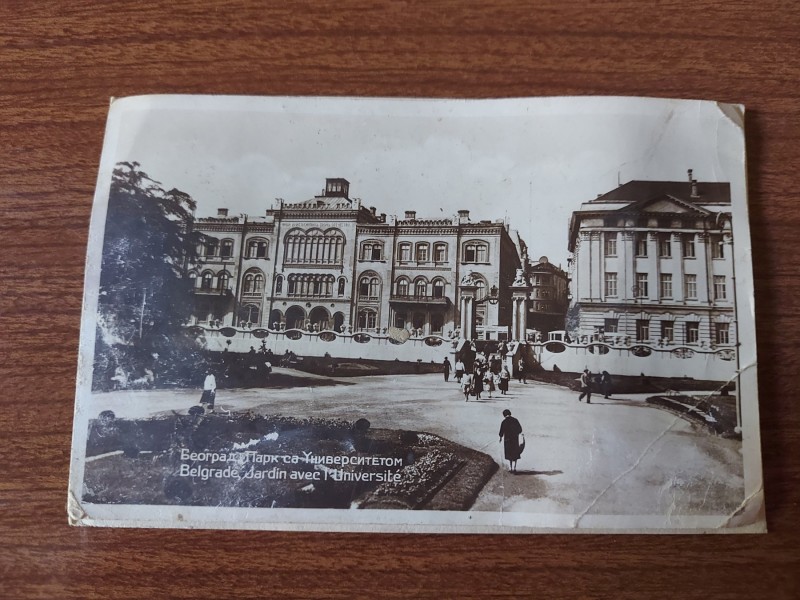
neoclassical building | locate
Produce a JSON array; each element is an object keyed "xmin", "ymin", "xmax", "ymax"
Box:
[
  {"xmin": 567, "ymin": 170, "xmax": 736, "ymax": 349},
  {"xmin": 188, "ymin": 178, "xmax": 527, "ymax": 342}
]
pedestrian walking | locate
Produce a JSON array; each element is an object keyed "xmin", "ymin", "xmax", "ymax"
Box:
[
  {"xmin": 578, "ymin": 368, "xmax": 592, "ymax": 404},
  {"xmin": 200, "ymin": 368, "xmax": 217, "ymax": 411},
  {"xmin": 499, "ymin": 409, "xmax": 524, "ymax": 473},
  {"xmin": 472, "ymin": 365, "xmax": 484, "ymax": 401},
  {"xmin": 499, "ymin": 366, "xmax": 510, "ymax": 395},
  {"xmin": 462, "ymin": 373, "xmax": 472, "ymax": 402},
  {"xmin": 455, "ymin": 358, "xmax": 465, "ymax": 383},
  {"xmin": 443, "ymin": 357, "xmax": 451, "ymax": 382},
  {"xmin": 517, "ymin": 357, "xmax": 527, "ymax": 384},
  {"xmin": 600, "ymin": 370, "xmax": 612, "ymax": 398},
  {"xmin": 484, "ymin": 369, "xmax": 495, "ymax": 398}
]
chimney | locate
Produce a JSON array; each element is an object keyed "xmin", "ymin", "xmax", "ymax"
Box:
[
  {"xmin": 404, "ymin": 210, "xmax": 416, "ymax": 220},
  {"xmin": 217, "ymin": 208, "xmax": 229, "ymax": 217},
  {"xmin": 687, "ymin": 168, "xmax": 693, "ymax": 182},
  {"xmin": 369, "ymin": 206, "xmax": 377, "ymax": 216},
  {"xmin": 691, "ymin": 179, "xmax": 699, "ymax": 198},
  {"xmin": 379, "ymin": 213, "xmax": 386, "ymax": 223},
  {"xmin": 457, "ymin": 209, "xmax": 470, "ymax": 220}
]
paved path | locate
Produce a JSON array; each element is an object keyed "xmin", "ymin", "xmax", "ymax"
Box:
[{"xmin": 84, "ymin": 370, "xmax": 744, "ymax": 521}]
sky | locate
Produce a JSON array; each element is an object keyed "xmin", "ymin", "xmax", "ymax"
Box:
[{"xmin": 106, "ymin": 95, "xmax": 745, "ymax": 270}]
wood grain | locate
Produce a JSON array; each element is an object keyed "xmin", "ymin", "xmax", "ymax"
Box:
[{"xmin": 1, "ymin": 1, "xmax": 799, "ymax": 598}]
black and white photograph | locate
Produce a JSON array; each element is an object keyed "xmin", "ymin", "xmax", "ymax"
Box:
[{"xmin": 69, "ymin": 95, "xmax": 764, "ymax": 532}]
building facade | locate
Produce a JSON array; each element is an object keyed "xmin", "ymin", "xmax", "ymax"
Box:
[
  {"xmin": 526, "ymin": 256, "xmax": 569, "ymax": 335},
  {"xmin": 188, "ymin": 178, "xmax": 526, "ymax": 342},
  {"xmin": 567, "ymin": 170, "xmax": 736, "ymax": 350}
]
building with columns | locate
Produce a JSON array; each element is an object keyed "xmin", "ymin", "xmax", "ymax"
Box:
[
  {"xmin": 188, "ymin": 178, "xmax": 528, "ymax": 343},
  {"xmin": 567, "ymin": 171, "xmax": 736, "ymax": 350}
]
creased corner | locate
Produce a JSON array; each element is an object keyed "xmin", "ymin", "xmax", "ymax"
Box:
[
  {"xmin": 719, "ymin": 483, "xmax": 766, "ymax": 531},
  {"xmin": 716, "ymin": 101, "xmax": 745, "ymax": 131},
  {"xmin": 68, "ymin": 490, "xmax": 88, "ymax": 526}
]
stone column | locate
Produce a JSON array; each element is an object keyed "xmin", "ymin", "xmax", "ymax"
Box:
[
  {"xmin": 459, "ymin": 284, "xmax": 477, "ymax": 340},
  {"xmin": 510, "ymin": 269, "xmax": 532, "ymax": 342}
]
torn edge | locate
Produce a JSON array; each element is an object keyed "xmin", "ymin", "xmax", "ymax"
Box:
[
  {"xmin": 720, "ymin": 483, "xmax": 765, "ymax": 530},
  {"xmin": 68, "ymin": 489, "xmax": 88, "ymax": 526},
  {"xmin": 716, "ymin": 101, "xmax": 745, "ymax": 131}
]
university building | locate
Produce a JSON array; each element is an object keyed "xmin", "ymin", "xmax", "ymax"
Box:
[
  {"xmin": 567, "ymin": 170, "xmax": 736, "ymax": 349},
  {"xmin": 188, "ymin": 178, "xmax": 528, "ymax": 342}
]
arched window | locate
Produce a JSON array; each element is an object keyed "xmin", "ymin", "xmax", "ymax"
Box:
[
  {"xmin": 287, "ymin": 274, "xmax": 335, "ymax": 297},
  {"xmin": 432, "ymin": 278, "xmax": 445, "ymax": 298},
  {"xmin": 463, "ymin": 241, "xmax": 488, "ymax": 263},
  {"xmin": 337, "ymin": 277, "xmax": 346, "ymax": 296},
  {"xmin": 284, "ymin": 228, "xmax": 345, "ymax": 265},
  {"xmin": 414, "ymin": 278, "xmax": 428, "ymax": 298},
  {"xmin": 433, "ymin": 242, "xmax": 447, "ymax": 263},
  {"xmin": 243, "ymin": 270, "xmax": 265, "ymax": 295},
  {"xmin": 361, "ymin": 240, "xmax": 384, "ymax": 261},
  {"xmin": 396, "ymin": 277, "xmax": 410, "ymax": 297},
  {"xmin": 217, "ymin": 271, "xmax": 230, "ymax": 291},
  {"xmin": 474, "ymin": 278, "xmax": 487, "ymax": 325},
  {"xmin": 247, "ymin": 238, "xmax": 269, "ymax": 259},
  {"xmin": 275, "ymin": 275, "xmax": 283, "ymax": 295},
  {"xmin": 357, "ymin": 308, "xmax": 377, "ymax": 330},
  {"xmin": 204, "ymin": 238, "xmax": 219, "ymax": 257},
  {"xmin": 220, "ymin": 239, "xmax": 234, "ymax": 258},
  {"xmin": 398, "ymin": 242, "xmax": 412, "ymax": 262},
  {"xmin": 201, "ymin": 271, "xmax": 214, "ymax": 290},
  {"xmin": 415, "ymin": 243, "xmax": 429, "ymax": 262},
  {"xmin": 359, "ymin": 273, "xmax": 380, "ymax": 299}
]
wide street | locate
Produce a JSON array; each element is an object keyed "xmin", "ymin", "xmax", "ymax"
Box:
[{"xmin": 84, "ymin": 368, "xmax": 744, "ymax": 523}]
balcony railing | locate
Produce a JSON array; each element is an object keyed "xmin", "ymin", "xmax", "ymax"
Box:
[
  {"xmin": 194, "ymin": 286, "xmax": 233, "ymax": 297},
  {"xmin": 389, "ymin": 294, "xmax": 449, "ymax": 305}
]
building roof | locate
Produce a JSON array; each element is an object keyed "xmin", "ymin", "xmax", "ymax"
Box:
[{"xmin": 589, "ymin": 180, "xmax": 730, "ymax": 205}]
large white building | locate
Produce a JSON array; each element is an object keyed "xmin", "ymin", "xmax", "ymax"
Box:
[
  {"xmin": 188, "ymin": 178, "xmax": 528, "ymax": 344},
  {"xmin": 567, "ymin": 170, "xmax": 736, "ymax": 351}
]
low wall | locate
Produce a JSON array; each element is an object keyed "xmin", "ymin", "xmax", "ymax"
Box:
[
  {"xmin": 529, "ymin": 340, "xmax": 736, "ymax": 381},
  {"xmin": 193, "ymin": 325, "xmax": 454, "ymax": 363}
]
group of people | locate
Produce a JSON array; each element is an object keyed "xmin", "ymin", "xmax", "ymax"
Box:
[
  {"xmin": 443, "ymin": 356, "xmax": 511, "ymax": 401},
  {"xmin": 578, "ymin": 368, "xmax": 613, "ymax": 404}
]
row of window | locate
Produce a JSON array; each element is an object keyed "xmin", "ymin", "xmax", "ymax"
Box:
[
  {"xmin": 203, "ymin": 238, "xmax": 270, "ymax": 259},
  {"xmin": 604, "ymin": 233, "xmax": 725, "ymax": 259},
  {"xmin": 602, "ymin": 318, "xmax": 731, "ymax": 345},
  {"xmin": 201, "ymin": 237, "xmax": 492, "ymax": 266},
  {"xmin": 354, "ymin": 308, "xmax": 447, "ymax": 334},
  {"xmin": 604, "ymin": 273, "xmax": 727, "ymax": 301}
]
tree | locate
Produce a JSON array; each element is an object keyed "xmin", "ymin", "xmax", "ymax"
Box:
[{"xmin": 93, "ymin": 162, "xmax": 206, "ymax": 390}]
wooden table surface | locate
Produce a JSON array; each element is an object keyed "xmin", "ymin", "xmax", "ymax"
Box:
[{"xmin": 2, "ymin": 2, "xmax": 799, "ymax": 598}]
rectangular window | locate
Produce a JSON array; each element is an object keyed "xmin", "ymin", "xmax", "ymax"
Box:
[
  {"xmin": 635, "ymin": 272, "xmax": 648, "ymax": 297},
  {"xmin": 399, "ymin": 244, "xmax": 411, "ymax": 262},
  {"xmin": 684, "ymin": 274, "xmax": 697, "ymax": 299},
  {"xmin": 604, "ymin": 272, "xmax": 618, "ymax": 297},
  {"xmin": 604, "ymin": 318, "xmax": 618, "ymax": 333},
  {"xmin": 686, "ymin": 321, "xmax": 700, "ymax": 344},
  {"xmin": 604, "ymin": 233, "xmax": 617, "ymax": 256},
  {"xmin": 659, "ymin": 273, "xmax": 673, "ymax": 298},
  {"xmin": 661, "ymin": 320, "xmax": 674, "ymax": 342},
  {"xmin": 659, "ymin": 234, "xmax": 672, "ymax": 257},
  {"xmin": 371, "ymin": 245, "xmax": 382, "ymax": 260},
  {"xmin": 711, "ymin": 235, "xmax": 725, "ymax": 259},
  {"xmin": 713, "ymin": 275, "xmax": 727, "ymax": 300},
  {"xmin": 635, "ymin": 233, "xmax": 648, "ymax": 257},
  {"xmin": 636, "ymin": 319, "xmax": 650, "ymax": 341},
  {"xmin": 416, "ymin": 245, "xmax": 428, "ymax": 262},
  {"xmin": 715, "ymin": 322, "xmax": 730, "ymax": 344},
  {"xmin": 682, "ymin": 235, "xmax": 696, "ymax": 258},
  {"xmin": 434, "ymin": 244, "xmax": 446, "ymax": 262},
  {"xmin": 476, "ymin": 244, "xmax": 488, "ymax": 262}
]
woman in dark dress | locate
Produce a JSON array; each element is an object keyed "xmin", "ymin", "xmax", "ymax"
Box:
[{"xmin": 499, "ymin": 409, "xmax": 523, "ymax": 472}]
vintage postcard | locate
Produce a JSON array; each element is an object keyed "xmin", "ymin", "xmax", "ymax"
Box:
[{"xmin": 68, "ymin": 95, "xmax": 764, "ymax": 532}]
